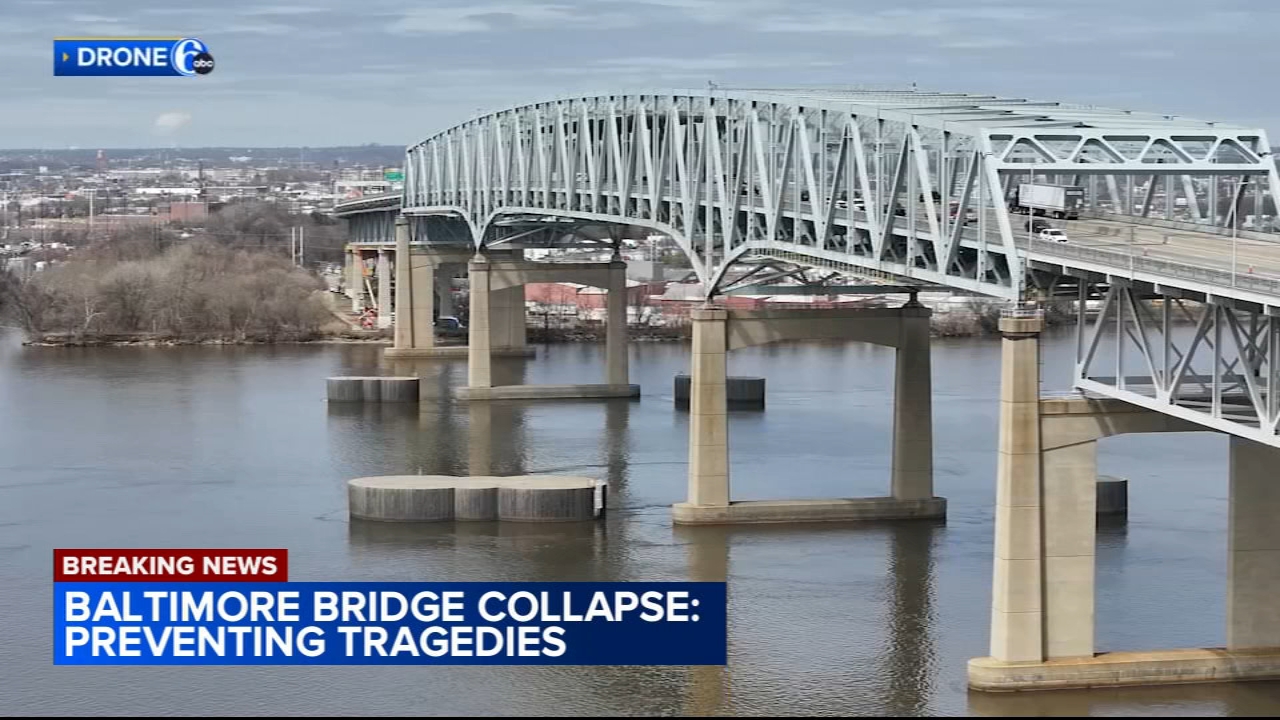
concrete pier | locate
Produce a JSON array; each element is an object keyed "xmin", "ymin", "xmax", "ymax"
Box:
[
  {"xmin": 674, "ymin": 374, "xmax": 765, "ymax": 409},
  {"xmin": 385, "ymin": 234, "xmax": 531, "ymax": 359},
  {"xmin": 673, "ymin": 305, "xmax": 946, "ymax": 525},
  {"xmin": 1096, "ymin": 477, "xmax": 1129, "ymax": 517},
  {"xmin": 349, "ymin": 476, "xmax": 455, "ymax": 522},
  {"xmin": 346, "ymin": 247, "xmax": 364, "ymax": 312},
  {"xmin": 498, "ymin": 477, "xmax": 598, "ymax": 522},
  {"xmin": 347, "ymin": 475, "xmax": 604, "ymax": 523},
  {"xmin": 467, "ymin": 257, "xmax": 493, "ymax": 389},
  {"xmin": 1227, "ymin": 437, "xmax": 1280, "ymax": 650},
  {"xmin": 327, "ymin": 376, "xmax": 419, "ymax": 403},
  {"xmin": 967, "ymin": 314, "xmax": 1280, "ymax": 692},
  {"xmin": 460, "ymin": 257, "xmax": 635, "ymax": 401},
  {"xmin": 376, "ymin": 248, "xmax": 392, "ymax": 329}
]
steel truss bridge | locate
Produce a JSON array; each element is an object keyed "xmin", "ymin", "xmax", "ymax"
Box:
[{"xmin": 339, "ymin": 88, "xmax": 1280, "ymax": 446}]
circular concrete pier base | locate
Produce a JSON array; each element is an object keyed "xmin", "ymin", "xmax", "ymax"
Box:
[
  {"xmin": 326, "ymin": 376, "xmax": 419, "ymax": 403},
  {"xmin": 455, "ymin": 484, "xmax": 499, "ymax": 521},
  {"xmin": 379, "ymin": 377, "xmax": 419, "ymax": 402},
  {"xmin": 674, "ymin": 374, "xmax": 765, "ymax": 409},
  {"xmin": 348, "ymin": 477, "xmax": 454, "ymax": 522},
  {"xmin": 498, "ymin": 477, "xmax": 597, "ymax": 522},
  {"xmin": 347, "ymin": 475, "xmax": 602, "ymax": 523},
  {"xmin": 1097, "ymin": 476, "xmax": 1129, "ymax": 517},
  {"xmin": 326, "ymin": 377, "xmax": 366, "ymax": 402}
]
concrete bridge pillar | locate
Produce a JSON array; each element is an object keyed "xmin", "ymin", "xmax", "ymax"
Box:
[
  {"xmin": 392, "ymin": 220, "xmax": 414, "ymax": 350},
  {"xmin": 467, "ymin": 257, "xmax": 492, "ymax": 389},
  {"xmin": 376, "ymin": 248, "xmax": 392, "ymax": 329},
  {"xmin": 686, "ymin": 307, "xmax": 729, "ymax": 508},
  {"xmin": 605, "ymin": 261, "xmax": 629, "ymax": 386},
  {"xmin": 969, "ymin": 358, "xmax": 1280, "ymax": 691},
  {"xmin": 988, "ymin": 314, "xmax": 1047, "ymax": 664},
  {"xmin": 1228, "ymin": 436, "xmax": 1280, "ymax": 649},
  {"xmin": 489, "ymin": 284, "xmax": 527, "ymax": 351},
  {"xmin": 987, "ymin": 314, "xmax": 1098, "ymax": 664},
  {"xmin": 891, "ymin": 310, "xmax": 933, "ymax": 501},
  {"xmin": 455, "ymin": 256, "xmax": 635, "ymax": 401},
  {"xmin": 347, "ymin": 247, "xmax": 364, "ymax": 312},
  {"xmin": 673, "ymin": 305, "xmax": 945, "ymax": 525}
]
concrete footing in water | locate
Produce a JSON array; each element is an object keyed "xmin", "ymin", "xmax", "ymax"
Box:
[
  {"xmin": 327, "ymin": 377, "xmax": 419, "ymax": 402},
  {"xmin": 384, "ymin": 346, "xmax": 536, "ymax": 359},
  {"xmin": 457, "ymin": 384, "xmax": 640, "ymax": 401},
  {"xmin": 672, "ymin": 496, "xmax": 947, "ymax": 525},
  {"xmin": 674, "ymin": 374, "xmax": 765, "ymax": 409},
  {"xmin": 967, "ymin": 648, "xmax": 1280, "ymax": 691},
  {"xmin": 348, "ymin": 475, "xmax": 603, "ymax": 522},
  {"xmin": 1096, "ymin": 476, "xmax": 1129, "ymax": 517}
]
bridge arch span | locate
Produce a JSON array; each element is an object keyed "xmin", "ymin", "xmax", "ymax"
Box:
[{"xmin": 403, "ymin": 89, "xmax": 1279, "ymax": 300}]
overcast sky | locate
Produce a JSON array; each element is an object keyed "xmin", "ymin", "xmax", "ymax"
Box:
[{"xmin": 6, "ymin": 0, "xmax": 1279, "ymax": 148}]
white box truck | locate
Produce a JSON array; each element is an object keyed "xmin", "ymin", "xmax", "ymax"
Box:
[{"xmin": 1013, "ymin": 183, "xmax": 1085, "ymax": 220}]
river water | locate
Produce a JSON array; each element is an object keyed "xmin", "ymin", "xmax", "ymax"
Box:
[{"xmin": 3, "ymin": 328, "xmax": 1278, "ymax": 716}]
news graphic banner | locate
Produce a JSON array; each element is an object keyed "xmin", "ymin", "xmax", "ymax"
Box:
[
  {"xmin": 54, "ymin": 550, "xmax": 727, "ymax": 666},
  {"xmin": 54, "ymin": 38, "xmax": 215, "ymax": 77}
]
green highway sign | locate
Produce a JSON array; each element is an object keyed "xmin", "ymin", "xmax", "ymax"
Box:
[{"xmin": 383, "ymin": 169, "xmax": 404, "ymax": 181}]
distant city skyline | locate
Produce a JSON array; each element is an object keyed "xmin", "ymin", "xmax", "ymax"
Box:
[{"xmin": 4, "ymin": 0, "xmax": 1280, "ymax": 147}]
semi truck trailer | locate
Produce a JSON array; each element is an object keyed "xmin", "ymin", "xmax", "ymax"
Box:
[{"xmin": 1011, "ymin": 183, "xmax": 1085, "ymax": 220}]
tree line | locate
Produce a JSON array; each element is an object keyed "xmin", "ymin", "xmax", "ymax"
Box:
[{"xmin": 1, "ymin": 201, "xmax": 346, "ymax": 343}]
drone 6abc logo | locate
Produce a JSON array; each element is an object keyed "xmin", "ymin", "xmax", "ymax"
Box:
[{"xmin": 171, "ymin": 38, "xmax": 214, "ymax": 76}]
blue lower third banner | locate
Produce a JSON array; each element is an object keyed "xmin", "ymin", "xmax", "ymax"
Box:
[{"xmin": 54, "ymin": 582, "xmax": 726, "ymax": 665}]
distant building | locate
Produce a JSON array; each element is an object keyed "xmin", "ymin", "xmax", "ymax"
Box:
[
  {"xmin": 134, "ymin": 187, "xmax": 199, "ymax": 197},
  {"xmin": 166, "ymin": 201, "xmax": 208, "ymax": 222},
  {"xmin": 334, "ymin": 180, "xmax": 392, "ymax": 199}
]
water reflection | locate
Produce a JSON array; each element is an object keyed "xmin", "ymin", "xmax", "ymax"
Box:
[
  {"xmin": 964, "ymin": 681, "xmax": 1279, "ymax": 716},
  {"xmin": 675, "ymin": 525, "xmax": 731, "ymax": 716},
  {"xmin": 881, "ymin": 521, "xmax": 942, "ymax": 716}
]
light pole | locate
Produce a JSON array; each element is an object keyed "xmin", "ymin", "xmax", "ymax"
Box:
[{"xmin": 1232, "ymin": 177, "xmax": 1239, "ymax": 288}]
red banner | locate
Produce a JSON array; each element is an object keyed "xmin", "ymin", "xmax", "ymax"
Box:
[{"xmin": 54, "ymin": 549, "xmax": 288, "ymax": 582}]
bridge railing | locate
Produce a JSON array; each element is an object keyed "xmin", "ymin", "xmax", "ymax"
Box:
[
  {"xmin": 1078, "ymin": 210, "xmax": 1280, "ymax": 243},
  {"xmin": 1030, "ymin": 239, "xmax": 1280, "ymax": 299}
]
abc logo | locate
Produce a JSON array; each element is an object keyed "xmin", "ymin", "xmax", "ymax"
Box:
[
  {"xmin": 171, "ymin": 38, "xmax": 214, "ymax": 76},
  {"xmin": 192, "ymin": 52, "xmax": 214, "ymax": 75}
]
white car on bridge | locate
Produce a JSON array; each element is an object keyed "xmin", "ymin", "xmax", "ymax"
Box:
[{"xmin": 1039, "ymin": 228, "xmax": 1068, "ymax": 243}]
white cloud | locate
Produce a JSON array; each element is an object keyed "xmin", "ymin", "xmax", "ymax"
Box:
[
  {"xmin": 224, "ymin": 22, "xmax": 296, "ymax": 35},
  {"xmin": 240, "ymin": 5, "xmax": 331, "ymax": 15},
  {"xmin": 596, "ymin": 54, "xmax": 842, "ymax": 72},
  {"xmin": 940, "ymin": 38, "xmax": 1025, "ymax": 50},
  {"xmin": 154, "ymin": 111, "xmax": 192, "ymax": 135},
  {"xmin": 67, "ymin": 14, "xmax": 122, "ymax": 24},
  {"xmin": 386, "ymin": 3, "xmax": 636, "ymax": 34}
]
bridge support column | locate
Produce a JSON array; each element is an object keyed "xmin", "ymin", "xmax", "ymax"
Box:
[
  {"xmin": 392, "ymin": 219, "xmax": 416, "ymax": 350},
  {"xmin": 971, "ymin": 378, "xmax": 1280, "ymax": 691},
  {"xmin": 673, "ymin": 306, "xmax": 945, "ymax": 525},
  {"xmin": 891, "ymin": 310, "xmax": 932, "ymax": 500},
  {"xmin": 467, "ymin": 258, "xmax": 492, "ymax": 390},
  {"xmin": 490, "ymin": 284, "xmax": 527, "ymax": 351},
  {"xmin": 456, "ymin": 257, "xmax": 635, "ymax": 401},
  {"xmin": 685, "ymin": 307, "xmax": 730, "ymax": 509},
  {"xmin": 1228, "ymin": 437, "xmax": 1280, "ymax": 649},
  {"xmin": 376, "ymin": 248, "xmax": 392, "ymax": 329},
  {"xmin": 606, "ymin": 261, "xmax": 629, "ymax": 386},
  {"xmin": 348, "ymin": 248, "xmax": 364, "ymax": 312},
  {"xmin": 987, "ymin": 314, "xmax": 1046, "ymax": 664}
]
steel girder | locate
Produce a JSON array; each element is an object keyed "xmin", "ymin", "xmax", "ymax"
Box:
[
  {"xmin": 401, "ymin": 92, "xmax": 1280, "ymax": 300},
  {"xmin": 345, "ymin": 209, "xmax": 396, "ymax": 245},
  {"xmin": 1075, "ymin": 282, "xmax": 1280, "ymax": 447}
]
